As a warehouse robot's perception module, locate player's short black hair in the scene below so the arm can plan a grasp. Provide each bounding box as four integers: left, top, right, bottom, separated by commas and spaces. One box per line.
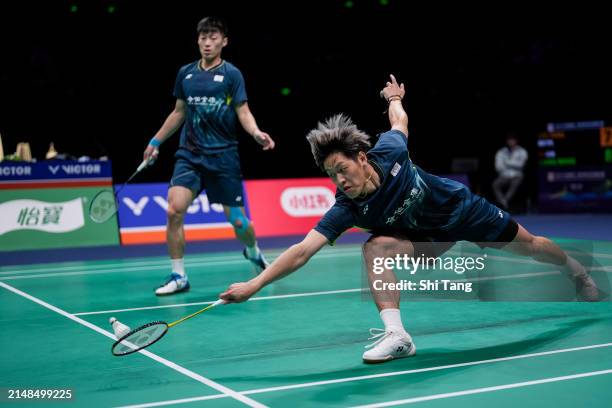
197, 16, 228, 37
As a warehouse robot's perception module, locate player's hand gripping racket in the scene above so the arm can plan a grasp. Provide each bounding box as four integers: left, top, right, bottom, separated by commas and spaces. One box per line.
111, 299, 226, 356
89, 158, 151, 223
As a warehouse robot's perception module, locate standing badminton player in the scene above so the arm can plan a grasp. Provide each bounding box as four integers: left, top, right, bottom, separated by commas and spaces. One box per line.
220, 74, 599, 363
143, 16, 275, 296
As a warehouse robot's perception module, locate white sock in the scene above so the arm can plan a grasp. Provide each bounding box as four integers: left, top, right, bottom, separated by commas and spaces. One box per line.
171, 258, 186, 277
245, 243, 260, 259
380, 308, 407, 334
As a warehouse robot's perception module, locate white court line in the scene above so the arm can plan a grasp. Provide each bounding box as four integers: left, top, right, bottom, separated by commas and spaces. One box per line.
116, 394, 227, 408
0, 246, 362, 276
0, 257, 240, 276
3, 244, 612, 280
0, 260, 242, 280
350, 369, 612, 407
460, 270, 560, 282
463, 251, 612, 266
239, 342, 612, 395
4, 242, 612, 276
0, 250, 360, 281
567, 249, 612, 260
116, 342, 612, 408
73, 288, 367, 316
71, 269, 582, 316
0, 254, 598, 282
0, 281, 267, 408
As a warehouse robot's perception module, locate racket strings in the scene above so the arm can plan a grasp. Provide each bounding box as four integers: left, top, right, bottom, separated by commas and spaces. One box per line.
89, 159, 150, 223
90, 190, 119, 223
112, 322, 168, 356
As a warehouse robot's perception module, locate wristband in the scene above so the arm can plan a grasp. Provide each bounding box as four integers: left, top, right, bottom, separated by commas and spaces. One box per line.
149, 137, 161, 148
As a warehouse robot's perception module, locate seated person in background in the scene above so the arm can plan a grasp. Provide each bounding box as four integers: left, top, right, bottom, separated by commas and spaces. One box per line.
493, 132, 528, 210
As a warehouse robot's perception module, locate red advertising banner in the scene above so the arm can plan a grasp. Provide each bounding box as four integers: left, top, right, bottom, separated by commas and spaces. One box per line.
115, 175, 468, 244
245, 178, 337, 237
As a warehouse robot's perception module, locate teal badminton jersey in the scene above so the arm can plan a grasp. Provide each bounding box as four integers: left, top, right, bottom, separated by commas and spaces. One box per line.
173, 60, 247, 152
315, 130, 510, 243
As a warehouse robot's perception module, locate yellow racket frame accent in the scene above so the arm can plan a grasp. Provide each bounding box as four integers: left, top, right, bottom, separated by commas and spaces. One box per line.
167, 299, 225, 328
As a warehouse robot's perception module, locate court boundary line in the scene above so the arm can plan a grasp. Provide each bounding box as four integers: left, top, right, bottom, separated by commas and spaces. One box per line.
3, 252, 610, 281
114, 342, 612, 408
0, 246, 361, 275
239, 342, 612, 395
0, 249, 360, 281
115, 394, 227, 408
73, 268, 576, 316
350, 368, 612, 407
74, 288, 367, 316
3, 243, 612, 277
0, 281, 267, 408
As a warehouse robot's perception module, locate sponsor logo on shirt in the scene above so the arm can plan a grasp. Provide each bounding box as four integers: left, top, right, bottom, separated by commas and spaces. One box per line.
186, 74, 193, 79
391, 162, 401, 177
213, 75, 224, 82
186, 96, 224, 113
385, 187, 424, 225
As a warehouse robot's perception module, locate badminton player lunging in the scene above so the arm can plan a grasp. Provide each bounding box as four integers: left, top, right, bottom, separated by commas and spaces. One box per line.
220, 74, 599, 363
144, 17, 275, 296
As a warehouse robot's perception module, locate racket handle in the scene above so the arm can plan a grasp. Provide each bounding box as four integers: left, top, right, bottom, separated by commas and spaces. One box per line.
136, 158, 149, 172
211, 299, 226, 307
167, 298, 226, 328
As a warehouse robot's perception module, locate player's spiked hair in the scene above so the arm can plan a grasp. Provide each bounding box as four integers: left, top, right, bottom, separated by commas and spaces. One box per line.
306, 114, 372, 170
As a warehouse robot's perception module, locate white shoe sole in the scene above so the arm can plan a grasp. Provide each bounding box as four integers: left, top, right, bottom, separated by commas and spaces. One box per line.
155, 282, 190, 296
363, 344, 417, 364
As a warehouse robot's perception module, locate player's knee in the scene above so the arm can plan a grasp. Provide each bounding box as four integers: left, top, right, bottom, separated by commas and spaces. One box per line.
517, 234, 540, 257
366, 235, 398, 247
231, 219, 249, 233
531, 236, 552, 256
167, 203, 185, 223
228, 207, 250, 233
363, 235, 402, 256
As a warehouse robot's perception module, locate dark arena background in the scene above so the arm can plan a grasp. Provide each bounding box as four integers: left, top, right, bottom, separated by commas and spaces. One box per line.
2, 2, 611, 184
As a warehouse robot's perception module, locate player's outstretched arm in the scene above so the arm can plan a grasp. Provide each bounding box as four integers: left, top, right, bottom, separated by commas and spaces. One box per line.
220, 229, 328, 303
380, 74, 408, 137
235, 102, 275, 150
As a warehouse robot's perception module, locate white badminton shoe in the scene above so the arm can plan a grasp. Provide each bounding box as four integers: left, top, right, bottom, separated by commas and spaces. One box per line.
155, 272, 190, 296
362, 328, 416, 364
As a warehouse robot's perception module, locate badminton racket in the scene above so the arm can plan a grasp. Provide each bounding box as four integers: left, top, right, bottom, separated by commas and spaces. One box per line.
111, 299, 225, 356
89, 158, 151, 223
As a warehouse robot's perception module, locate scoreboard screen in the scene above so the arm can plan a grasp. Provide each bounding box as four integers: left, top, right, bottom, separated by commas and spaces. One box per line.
538, 121, 612, 213
538, 121, 612, 167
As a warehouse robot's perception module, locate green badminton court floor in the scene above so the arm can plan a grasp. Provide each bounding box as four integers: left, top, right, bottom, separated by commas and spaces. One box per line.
1, 240, 611, 407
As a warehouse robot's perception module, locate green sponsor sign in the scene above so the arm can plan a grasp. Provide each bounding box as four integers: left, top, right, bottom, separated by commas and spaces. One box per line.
0, 187, 119, 251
